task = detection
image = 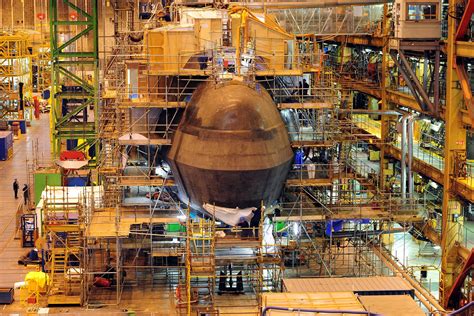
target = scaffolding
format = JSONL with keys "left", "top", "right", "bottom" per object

{"left": 41, "top": 186, "right": 87, "bottom": 306}
{"left": 32, "top": 45, "right": 51, "bottom": 93}
{"left": 69, "top": 2, "right": 430, "bottom": 314}
{"left": 275, "top": 218, "right": 397, "bottom": 278}
{"left": 49, "top": 0, "right": 99, "bottom": 160}
{"left": 0, "top": 32, "right": 32, "bottom": 120}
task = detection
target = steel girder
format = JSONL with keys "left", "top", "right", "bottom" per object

{"left": 49, "top": 0, "right": 98, "bottom": 162}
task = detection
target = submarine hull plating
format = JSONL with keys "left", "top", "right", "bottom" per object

{"left": 168, "top": 80, "right": 293, "bottom": 210}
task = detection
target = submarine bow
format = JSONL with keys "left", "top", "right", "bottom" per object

{"left": 168, "top": 80, "right": 293, "bottom": 213}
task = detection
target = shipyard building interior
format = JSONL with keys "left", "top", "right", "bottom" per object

{"left": 0, "top": 0, "right": 474, "bottom": 315}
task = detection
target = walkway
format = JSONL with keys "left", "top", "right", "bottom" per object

{"left": 361, "top": 113, "right": 474, "bottom": 186}
{"left": 0, "top": 115, "right": 51, "bottom": 287}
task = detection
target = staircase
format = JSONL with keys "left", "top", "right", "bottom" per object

{"left": 43, "top": 194, "right": 84, "bottom": 306}
{"left": 184, "top": 218, "right": 216, "bottom": 314}
{"left": 47, "top": 237, "right": 82, "bottom": 305}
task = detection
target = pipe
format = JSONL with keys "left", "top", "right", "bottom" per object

{"left": 407, "top": 115, "right": 417, "bottom": 200}
{"left": 400, "top": 113, "right": 417, "bottom": 200}
{"left": 231, "top": 0, "right": 392, "bottom": 9}
{"left": 434, "top": 50, "right": 440, "bottom": 112}
{"left": 262, "top": 306, "right": 380, "bottom": 316}
{"left": 341, "top": 109, "right": 402, "bottom": 116}
{"left": 401, "top": 115, "right": 407, "bottom": 199}
{"left": 448, "top": 301, "right": 474, "bottom": 315}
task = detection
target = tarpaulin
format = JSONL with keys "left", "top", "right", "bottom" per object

{"left": 325, "top": 219, "right": 371, "bottom": 236}
{"left": 203, "top": 203, "right": 256, "bottom": 226}
{"left": 25, "top": 271, "right": 49, "bottom": 289}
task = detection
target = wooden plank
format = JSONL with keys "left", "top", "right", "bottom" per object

{"left": 358, "top": 295, "right": 425, "bottom": 316}
{"left": 118, "top": 177, "right": 175, "bottom": 186}
{"left": 48, "top": 294, "right": 81, "bottom": 305}
{"left": 283, "top": 276, "right": 414, "bottom": 293}
{"left": 278, "top": 102, "right": 332, "bottom": 109}
{"left": 262, "top": 292, "right": 366, "bottom": 315}
{"left": 274, "top": 215, "right": 325, "bottom": 222}
{"left": 118, "top": 100, "right": 186, "bottom": 108}
{"left": 118, "top": 138, "right": 172, "bottom": 146}
{"left": 88, "top": 210, "right": 180, "bottom": 238}
{"left": 286, "top": 178, "right": 332, "bottom": 187}
{"left": 290, "top": 140, "right": 334, "bottom": 147}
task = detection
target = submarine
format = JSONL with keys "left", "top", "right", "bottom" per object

{"left": 168, "top": 79, "right": 293, "bottom": 216}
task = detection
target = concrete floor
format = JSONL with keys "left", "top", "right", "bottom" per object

{"left": 0, "top": 115, "right": 50, "bottom": 289}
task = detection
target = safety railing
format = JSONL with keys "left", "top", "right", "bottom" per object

{"left": 287, "top": 127, "right": 339, "bottom": 143}
{"left": 116, "top": 122, "right": 179, "bottom": 144}
{"left": 110, "top": 41, "right": 331, "bottom": 78}
{"left": 268, "top": 5, "right": 383, "bottom": 36}
{"left": 138, "top": 48, "right": 304, "bottom": 75}
{"left": 116, "top": 81, "right": 337, "bottom": 107}
{"left": 459, "top": 163, "right": 474, "bottom": 188}
{"left": 265, "top": 85, "right": 338, "bottom": 103}
{"left": 459, "top": 223, "right": 474, "bottom": 250}
{"left": 347, "top": 157, "right": 379, "bottom": 181}
{"left": 393, "top": 137, "right": 444, "bottom": 171}
{"left": 281, "top": 189, "right": 423, "bottom": 217}
{"left": 289, "top": 160, "right": 369, "bottom": 177}
{"left": 352, "top": 114, "right": 445, "bottom": 171}
{"left": 351, "top": 114, "right": 381, "bottom": 138}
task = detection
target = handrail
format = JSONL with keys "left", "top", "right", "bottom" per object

{"left": 262, "top": 306, "right": 379, "bottom": 316}
{"left": 448, "top": 301, "right": 474, "bottom": 315}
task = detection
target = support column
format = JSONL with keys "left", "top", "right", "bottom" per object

{"left": 379, "top": 3, "right": 389, "bottom": 190}
{"left": 440, "top": 0, "right": 466, "bottom": 307}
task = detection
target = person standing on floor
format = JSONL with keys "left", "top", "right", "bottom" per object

{"left": 23, "top": 184, "right": 29, "bottom": 207}
{"left": 13, "top": 179, "right": 19, "bottom": 199}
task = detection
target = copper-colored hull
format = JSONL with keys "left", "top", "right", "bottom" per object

{"left": 168, "top": 80, "right": 293, "bottom": 210}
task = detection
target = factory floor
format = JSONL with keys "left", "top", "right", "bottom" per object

{"left": 0, "top": 115, "right": 50, "bottom": 290}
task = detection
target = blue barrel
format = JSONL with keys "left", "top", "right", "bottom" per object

{"left": 0, "top": 131, "right": 13, "bottom": 160}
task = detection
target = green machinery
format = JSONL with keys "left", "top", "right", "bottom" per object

{"left": 49, "top": 0, "right": 98, "bottom": 164}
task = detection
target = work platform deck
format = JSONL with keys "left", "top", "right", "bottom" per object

{"left": 88, "top": 210, "right": 180, "bottom": 238}
{"left": 353, "top": 114, "right": 474, "bottom": 203}
{"left": 118, "top": 176, "right": 175, "bottom": 187}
